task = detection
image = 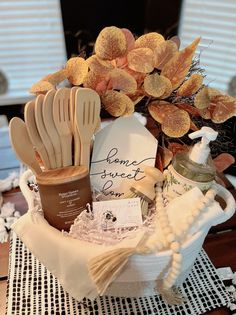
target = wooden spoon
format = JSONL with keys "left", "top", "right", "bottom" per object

{"left": 42, "top": 89, "right": 62, "bottom": 168}
{"left": 53, "top": 88, "right": 72, "bottom": 167}
{"left": 75, "top": 88, "right": 101, "bottom": 168}
{"left": 35, "top": 94, "right": 57, "bottom": 169}
{"left": 9, "top": 117, "right": 42, "bottom": 174}
{"left": 24, "top": 100, "right": 51, "bottom": 169}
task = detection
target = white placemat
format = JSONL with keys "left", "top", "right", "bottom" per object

{"left": 6, "top": 232, "right": 232, "bottom": 315}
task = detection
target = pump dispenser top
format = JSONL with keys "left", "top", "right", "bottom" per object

{"left": 188, "top": 127, "right": 218, "bottom": 164}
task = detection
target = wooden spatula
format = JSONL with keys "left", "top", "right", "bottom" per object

{"left": 9, "top": 117, "right": 42, "bottom": 174}
{"left": 70, "top": 86, "right": 80, "bottom": 165}
{"left": 42, "top": 89, "right": 62, "bottom": 168}
{"left": 75, "top": 88, "right": 101, "bottom": 169}
{"left": 24, "top": 100, "right": 51, "bottom": 169}
{"left": 53, "top": 88, "right": 72, "bottom": 167}
{"left": 35, "top": 94, "right": 57, "bottom": 169}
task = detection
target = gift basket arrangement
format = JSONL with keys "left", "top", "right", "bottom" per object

{"left": 9, "top": 26, "right": 236, "bottom": 304}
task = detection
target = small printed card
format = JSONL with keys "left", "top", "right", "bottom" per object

{"left": 90, "top": 115, "right": 158, "bottom": 198}
{"left": 92, "top": 198, "right": 143, "bottom": 230}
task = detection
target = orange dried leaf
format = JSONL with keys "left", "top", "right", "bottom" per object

{"left": 210, "top": 94, "right": 236, "bottom": 123}
{"left": 101, "top": 90, "right": 132, "bottom": 117}
{"left": 213, "top": 153, "right": 235, "bottom": 173}
{"left": 66, "top": 57, "right": 88, "bottom": 85}
{"left": 109, "top": 68, "right": 137, "bottom": 93}
{"left": 162, "top": 109, "right": 190, "bottom": 137}
{"left": 168, "top": 142, "right": 189, "bottom": 155}
{"left": 144, "top": 73, "right": 170, "bottom": 97}
{"left": 115, "top": 56, "right": 128, "bottom": 68}
{"left": 135, "top": 32, "right": 165, "bottom": 51}
{"left": 148, "top": 101, "right": 178, "bottom": 123}
{"left": 198, "top": 108, "right": 211, "bottom": 119}
{"left": 42, "top": 69, "right": 68, "bottom": 85}
{"left": 161, "top": 37, "right": 201, "bottom": 90}
{"left": 190, "top": 119, "right": 199, "bottom": 131}
{"left": 177, "top": 74, "right": 203, "bottom": 97}
{"left": 122, "top": 99, "right": 135, "bottom": 117}
{"left": 132, "top": 95, "right": 144, "bottom": 105}
{"left": 127, "top": 48, "right": 154, "bottom": 73}
{"left": 30, "top": 80, "right": 54, "bottom": 94}
{"left": 86, "top": 55, "right": 114, "bottom": 75}
{"left": 83, "top": 71, "right": 107, "bottom": 91}
{"left": 124, "top": 67, "right": 146, "bottom": 87}
{"left": 194, "top": 87, "right": 220, "bottom": 109}
{"left": 121, "top": 28, "right": 135, "bottom": 52}
{"left": 159, "top": 76, "right": 172, "bottom": 99}
{"left": 169, "top": 36, "right": 181, "bottom": 49}
{"left": 175, "top": 102, "right": 200, "bottom": 116}
{"left": 95, "top": 26, "right": 127, "bottom": 60}
{"left": 158, "top": 146, "right": 173, "bottom": 168}
{"left": 154, "top": 40, "right": 178, "bottom": 70}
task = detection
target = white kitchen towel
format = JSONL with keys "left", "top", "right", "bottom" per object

{"left": 12, "top": 209, "right": 145, "bottom": 301}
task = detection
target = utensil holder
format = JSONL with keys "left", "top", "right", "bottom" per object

{"left": 36, "top": 166, "right": 92, "bottom": 231}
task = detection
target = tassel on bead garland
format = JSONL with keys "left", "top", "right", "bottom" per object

{"left": 89, "top": 247, "right": 135, "bottom": 295}
{"left": 89, "top": 233, "right": 151, "bottom": 295}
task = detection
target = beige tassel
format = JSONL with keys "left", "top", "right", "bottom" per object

{"left": 89, "top": 233, "right": 151, "bottom": 295}
{"left": 155, "top": 261, "right": 184, "bottom": 305}
{"left": 89, "top": 247, "right": 135, "bottom": 295}
{"left": 155, "top": 281, "right": 184, "bottom": 305}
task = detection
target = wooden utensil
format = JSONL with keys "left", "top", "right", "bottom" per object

{"left": 35, "top": 94, "right": 57, "bottom": 169}
{"left": 70, "top": 86, "right": 80, "bottom": 165}
{"left": 53, "top": 87, "right": 72, "bottom": 167}
{"left": 24, "top": 100, "right": 51, "bottom": 169}
{"left": 75, "top": 88, "right": 101, "bottom": 169}
{"left": 42, "top": 89, "right": 62, "bottom": 168}
{"left": 9, "top": 117, "right": 42, "bottom": 174}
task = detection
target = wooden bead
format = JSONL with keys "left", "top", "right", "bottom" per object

{"left": 173, "top": 253, "right": 182, "bottom": 262}
{"left": 187, "top": 216, "right": 195, "bottom": 225}
{"left": 171, "top": 242, "right": 180, "bottom": 252}
{"left": 163, "top": 226, "right": 172, "bottom": 235}
{"left": 166, "top": 233, "right": 175, "bottom": 243}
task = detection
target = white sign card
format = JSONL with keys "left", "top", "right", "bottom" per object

{"left": 92, "top": 198, "right": 142, "bottom": 230}
{"left": 90, "top": 115, "right": 158, "bottom": 198}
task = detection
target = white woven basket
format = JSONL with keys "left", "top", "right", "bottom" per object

{"left": 18, "top": 169, "right": 235, "bottom": 299}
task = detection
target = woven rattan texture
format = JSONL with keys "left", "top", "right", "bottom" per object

{"left": 6, "top": 232, "right": 232, "bottom": 315}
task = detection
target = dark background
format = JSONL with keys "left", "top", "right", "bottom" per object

{"left": 60, "top": 0, "right": 182, "bottom": 58}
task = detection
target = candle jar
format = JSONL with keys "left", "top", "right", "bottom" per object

{"left": 36, "top": 166, "right": 92, "bottom": 231}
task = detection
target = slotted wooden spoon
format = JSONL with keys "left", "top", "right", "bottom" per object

{"left": 35, "top": 94, "right": 57, "bottom": 169}
{"left": 9, "top": 117, "right": 42, "bottom": 174}
{"left": 24, "top": 100, "right": 51, "bottom": 169}
{"left": 53, "top": 87, "right": 72, "bottom": 167}
{"left": 42, "top": 89, "right": 62, "bottom": 168}
{"left": 75, "top": 88, "right": 101, "bottom": 169}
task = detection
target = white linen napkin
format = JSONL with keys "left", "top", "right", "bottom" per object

{"left": 12, "top": 209, "right": 145, "bottom": 301}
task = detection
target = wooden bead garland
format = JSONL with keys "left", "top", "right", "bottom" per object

{"left": 146, "top": 183, "right": 218, "bottom": 292}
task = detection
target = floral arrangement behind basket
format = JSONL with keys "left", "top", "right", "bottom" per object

{"left": 30, "top": 26, "right": 236, "bottom": 172}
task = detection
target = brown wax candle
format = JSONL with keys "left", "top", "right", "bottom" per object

{"left": 36, "top": 166, "right": 92, "bottom": 231}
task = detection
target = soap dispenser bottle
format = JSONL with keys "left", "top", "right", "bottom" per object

{"left": 163, "top": 127, "right": 218, "bottom": 201}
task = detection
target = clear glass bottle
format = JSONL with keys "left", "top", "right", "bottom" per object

{"left": 172, "top": 126, "right": 218, "bottom": 183}
{"left": 172, "top": 152, "right": 216, "bottom": 182}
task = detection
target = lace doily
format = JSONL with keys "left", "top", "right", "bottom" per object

{"left": 6, "top": 233, "right": 233, "bottom": 315}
